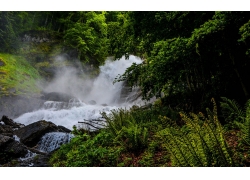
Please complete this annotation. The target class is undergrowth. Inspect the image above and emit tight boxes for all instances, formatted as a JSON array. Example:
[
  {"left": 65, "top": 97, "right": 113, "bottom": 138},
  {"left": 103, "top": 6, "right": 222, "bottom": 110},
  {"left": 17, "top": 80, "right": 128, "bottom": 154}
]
[
  {"left": 49, "top": 98, "right": 250, "bottom": 167},
  {"left": 50, "top": 105, "right": 176, "bottom": 167}
]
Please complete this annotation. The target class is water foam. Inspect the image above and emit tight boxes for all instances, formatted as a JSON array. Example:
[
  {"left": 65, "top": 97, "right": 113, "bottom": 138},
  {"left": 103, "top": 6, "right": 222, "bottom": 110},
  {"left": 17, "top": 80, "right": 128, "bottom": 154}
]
[{"left": 14, "top": 55, "right": 143, "bottom": 130}]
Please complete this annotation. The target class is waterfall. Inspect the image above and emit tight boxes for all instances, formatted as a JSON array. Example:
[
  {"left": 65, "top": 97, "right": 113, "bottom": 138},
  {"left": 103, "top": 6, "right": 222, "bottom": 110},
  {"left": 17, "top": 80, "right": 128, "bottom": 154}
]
[
  {"left": 14, "top": 55, "right": 144, "bottom": 130},
  {"left": 36, "top": 132, "right": 74, "bottom": 153},
  {"left": 85, "top": 56, "right": 142, "bottom": 105}
]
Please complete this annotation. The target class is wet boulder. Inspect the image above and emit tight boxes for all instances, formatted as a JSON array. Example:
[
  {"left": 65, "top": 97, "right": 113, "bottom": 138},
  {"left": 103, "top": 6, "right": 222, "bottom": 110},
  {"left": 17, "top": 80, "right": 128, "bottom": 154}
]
[
  {"left": 0, "top": 124, "right": 13, "bottom": 135},
  {"left": 41, "top": 92, "right": 76, "bottom": 102},
  {"left": 1, "top": 115, "right": 24, "bottom": 128},
  {"left": 3, "top": 140, "right": 28, "bottom": 157},
  {"left": 0, "top": 116, "right": 25, "bottom": 137},
  {"left": 0, "top": 134, "right": 13, "bottom": 147},
  {"left": 57, "top": 125, "right": 71, "bottom": 133},
  {"left": 14, "top": 120, "right": 59, "bottom": 147},
  {"left": 0, "top": 135, "right": 28, "bottom": 164},
  {"left": 31, "top": 154, "right": 50, "bottom": 167}
]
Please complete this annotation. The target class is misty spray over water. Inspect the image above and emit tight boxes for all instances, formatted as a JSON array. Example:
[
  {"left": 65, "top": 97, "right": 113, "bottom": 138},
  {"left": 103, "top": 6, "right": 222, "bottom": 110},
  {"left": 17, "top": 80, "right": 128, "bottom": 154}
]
[{"left": 14, "top": 55, "right": 143, "bottom": 130}]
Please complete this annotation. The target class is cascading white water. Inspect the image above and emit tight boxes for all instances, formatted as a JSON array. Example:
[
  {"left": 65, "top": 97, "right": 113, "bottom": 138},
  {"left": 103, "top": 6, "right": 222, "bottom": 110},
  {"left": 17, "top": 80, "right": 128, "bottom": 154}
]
[
  {"left": 36, "top": 132, "right": 74, "bottom": 153},
  {"left": 85, "top": 56, "right": 142, "bottom": 105},
  {"left": 14, "top": 55, "right": 143, "bottom": 130}
]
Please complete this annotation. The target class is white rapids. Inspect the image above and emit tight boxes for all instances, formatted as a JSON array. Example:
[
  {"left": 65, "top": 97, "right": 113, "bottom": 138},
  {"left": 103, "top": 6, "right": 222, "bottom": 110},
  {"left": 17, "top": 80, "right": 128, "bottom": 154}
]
[
  {"left": 14, "top": 55, "right": 145, "bottom": 130},
  {"left": 36, "top": 132, "right": 74, "bottom": 153}
]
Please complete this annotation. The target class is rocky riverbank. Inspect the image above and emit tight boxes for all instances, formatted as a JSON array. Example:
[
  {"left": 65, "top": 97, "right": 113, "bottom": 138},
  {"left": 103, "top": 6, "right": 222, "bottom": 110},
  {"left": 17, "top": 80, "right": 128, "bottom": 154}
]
[{"left": 0, "top": 115, "right": 72, "bottom": 167}]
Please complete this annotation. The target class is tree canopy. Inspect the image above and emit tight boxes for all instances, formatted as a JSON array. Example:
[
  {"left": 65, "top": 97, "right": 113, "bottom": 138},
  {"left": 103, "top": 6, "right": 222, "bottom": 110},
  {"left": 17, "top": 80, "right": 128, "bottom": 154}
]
[
  {"left": 114, "top": 11, "right": 250, "bottom": 111},
  {"left": 1, "top": 11, "right": 250, "bottom": 110}
]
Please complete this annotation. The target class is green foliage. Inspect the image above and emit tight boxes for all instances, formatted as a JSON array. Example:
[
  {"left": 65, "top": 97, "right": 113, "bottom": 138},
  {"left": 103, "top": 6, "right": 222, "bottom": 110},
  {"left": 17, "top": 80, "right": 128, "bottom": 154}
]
[
  {"left": 157, "top": 99, "right": 234, "bottom": 167},
  {"left": 101, "top": 108, "right": 149, "bottom": 153},
  {"left": 106, "top": 12, "right": 135, "bottom": 59},
  {"left": 0, "top": 12, "right": 62, "bottom": 53},
  {"left": 49, "top": 98, "right": 250, "bottom": 167},
  {"left": 220, "top": 97, "right": 250, "bottom": 145},
  {"left": 49, "top": 130, "right": 123, "bottom": 167},
  {"left": 101, "top": 106, "right": 178, "bottom": 154},
  {"left": 239, "top": 19, "right": 250, "bottom": 55},
  {"left": 114, "top": 12, "right": 250, "bottom": 111},
  {"left": 0, "top": 12, "right": 17, "bottom": 53},
  {"left": 234, "top": 100, "right": 250, "bottom": 146},
  {"left": 138, "top": 140, "right": 170, "bottom": 167},
  {"left": 220, "top": 97, "right": 245, "bottom": 128},
  {"left": 63, "top": 12, "right": 108, "bottom": 66},
  {"left": 115, "top": 125, "right": 148, "bottom": 153},
  {"left": 51, "top": 105, "right": 177, "bottom": 167},
  {"left": 1, "top": 11, "right": 248, "bottom": 167}
]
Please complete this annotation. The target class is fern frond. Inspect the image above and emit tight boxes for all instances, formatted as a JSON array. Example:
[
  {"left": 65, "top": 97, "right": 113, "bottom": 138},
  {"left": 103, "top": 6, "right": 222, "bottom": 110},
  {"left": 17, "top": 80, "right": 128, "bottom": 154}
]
[
  {"left": 220, "top": 97, "right": 245, "bottom": 123},
  {"left": 159, "top": 99, "right": 234, "bottom": 167}
]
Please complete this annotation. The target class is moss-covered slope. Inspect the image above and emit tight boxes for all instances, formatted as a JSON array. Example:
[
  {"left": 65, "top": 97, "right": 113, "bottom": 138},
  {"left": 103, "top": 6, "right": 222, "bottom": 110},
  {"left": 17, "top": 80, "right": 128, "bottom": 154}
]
[{"left": 0, "top": 53, "right": 41, "bottom": 97}]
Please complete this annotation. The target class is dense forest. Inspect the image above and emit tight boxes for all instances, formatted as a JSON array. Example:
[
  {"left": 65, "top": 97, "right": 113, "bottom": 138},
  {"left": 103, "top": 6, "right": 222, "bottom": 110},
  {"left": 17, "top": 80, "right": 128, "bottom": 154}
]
[{"left": 1, "top": 11, "right": 250, "bottom": 167}]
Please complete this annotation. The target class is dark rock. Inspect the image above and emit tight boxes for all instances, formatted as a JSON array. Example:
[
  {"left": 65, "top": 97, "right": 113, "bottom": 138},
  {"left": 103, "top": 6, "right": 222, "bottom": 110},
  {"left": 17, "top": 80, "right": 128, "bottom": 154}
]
[
  {"left": 14, "top": 120, "right": 59, "bottom": 147},
  {"left": 42, "top": 92, "right": 75, "bottom": 102},
  {"left": 1, "top": 133, "right": 13, "bottom": 137},
  {"left": 2, "top": 153, "right": 50, "bottom": 167},
  {"left": 1, "top": 115, "right": 22, "bottom": 128},
  {"left": 4, "top": 141, "right": 28, "bottom": 157},
  {"left": 0, "top": 124, "right": 13, "bottom": 134},
  {"left": 119, "top": 80, "right": 142, "bottom": 103},
  {"left": 57, "top": 125, "right": 71, "bottom": 133},
  {"left": 101, "top": 103, "right": 108, "bottom": 106},
  {"left": 27, "top": 147, "right": 47, "bottom": 155},
  {"left": 88, "top": 100, "right": 96, "bottom": 105},
  {"left": 0, "top": 125, "right": 5, "bottom": 133},
  {"left": 31, "top": 154, "right": 50, "bottom": 167},
  {"left": 0, "top": 134, "right": 13, "bottom": 146},
  {"left": 0, "top": 134, "right": 28, "bottom": 164}
]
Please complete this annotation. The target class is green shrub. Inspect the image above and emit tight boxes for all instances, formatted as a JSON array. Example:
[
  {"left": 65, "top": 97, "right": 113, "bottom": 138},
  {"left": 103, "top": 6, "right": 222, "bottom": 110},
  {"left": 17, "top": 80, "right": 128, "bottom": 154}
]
[
  {"left": 220, "top": 97, "right": 245, "bottom": 129},
  {"left": 220, "top": 97, "right": 250, "bottom": 146},
  {"left": 115, "top": 125, "right": 148, "bottom": 153},
  {"left": 101, "top": 105, "right": 179, "bottom": 154},
  {"left": 49, "top": 130, "right": 123, "bottom": 167}
]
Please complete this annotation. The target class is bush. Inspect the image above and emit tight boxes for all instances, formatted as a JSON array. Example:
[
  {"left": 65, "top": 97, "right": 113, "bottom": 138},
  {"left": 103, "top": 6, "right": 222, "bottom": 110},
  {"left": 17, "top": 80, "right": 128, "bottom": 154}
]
[{"left": 49, "top": 130, "right": 123, "bottom": 167}]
